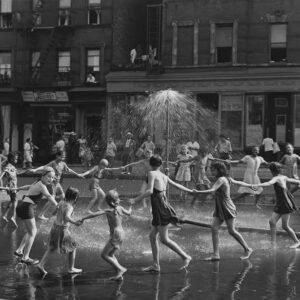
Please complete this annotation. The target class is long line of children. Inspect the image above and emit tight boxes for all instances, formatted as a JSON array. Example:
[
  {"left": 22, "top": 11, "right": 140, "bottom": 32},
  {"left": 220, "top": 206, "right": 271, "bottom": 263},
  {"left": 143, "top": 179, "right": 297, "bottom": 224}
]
[{"left": 0, "top": 141, "right": 300, "bottom": 281}]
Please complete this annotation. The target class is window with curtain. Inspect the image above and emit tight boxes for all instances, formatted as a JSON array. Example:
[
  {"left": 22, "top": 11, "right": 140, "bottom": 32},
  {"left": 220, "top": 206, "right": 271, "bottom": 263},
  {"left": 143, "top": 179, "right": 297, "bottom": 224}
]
[
  {"left": 58, "top": 51, "right": 70, "bottom": 81},
  {"left": 0, "top": 52, "right": 11, "bottom": 86},
  {"left": 270, "top": 24, "right": 287, "bottom": 62},
  {"left": 58, "top": 0, "right": 71, "bottom": 25},
  {"left": 216, "top": 24, "right": 233, "bottom": 63},
  {"left": 86, "top": 49, "right": 100, "bottom": 82},
  {"left": 88, "top": 0, "right": 101, "bottom": 25}
]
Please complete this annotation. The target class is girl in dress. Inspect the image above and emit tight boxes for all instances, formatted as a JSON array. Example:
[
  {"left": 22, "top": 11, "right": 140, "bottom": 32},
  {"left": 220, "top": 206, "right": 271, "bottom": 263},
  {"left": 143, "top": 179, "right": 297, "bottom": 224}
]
[
  {"left": 279, "top": 143, "right": 300, "bottom": 194},
  {"left": 81, "top": 189, "right": 132, "bottom": 281},
  {"left": 252, "top": 162, "right": 300, "bottom": 249},
  {"left": 79, "top": 159, "right": 123, "bottom": 213},
  {"left": 14, "top": 167, "right": 58, "bottom": 265},
  {"left": 217, "top": 146, "right": 269, "bottom": 209},
  {"left": 36, "top": 187, "right": 83, "bottom": 276},
  {"left": 194, "top": 162, "right": 253, "bottom": 261},
  {"left": 130, "top": 155, "right": 192, "bottom": 272},
  {"left": 176, "top": 145, "right": 193, "bottom": 200}
]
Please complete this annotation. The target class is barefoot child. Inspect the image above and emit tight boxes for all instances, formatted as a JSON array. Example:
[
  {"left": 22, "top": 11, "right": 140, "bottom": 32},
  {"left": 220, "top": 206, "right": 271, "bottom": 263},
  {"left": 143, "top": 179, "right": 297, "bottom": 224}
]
[
  {"left": 80, "top": 189, "right": 132, "bottom": 281},
  {"left": 279, "top": 143, "right": 300, "bottom": 194},
  {"left": 79, "top": 159, "right": 123, "bottom": 213},
  {"left": 216, "top": 145, "right": 269, "bottom": 209},
  {"left": 130, "top": 155, "right": 192, "bottom": 272},
  {"left": 1, "top": 152, "right": 25, "bottom": 227},
  {"left": 252, "top": 162, "right": 300, "bottom": 249},
  {"left": 175, "top": 145, "right": 193, "bottom": 200},
  {"left": 36, "top": 187, "right": 83, "bottom": 276},
  {"left": 194, "top": 162, "right": 253, "bottom": 261}
]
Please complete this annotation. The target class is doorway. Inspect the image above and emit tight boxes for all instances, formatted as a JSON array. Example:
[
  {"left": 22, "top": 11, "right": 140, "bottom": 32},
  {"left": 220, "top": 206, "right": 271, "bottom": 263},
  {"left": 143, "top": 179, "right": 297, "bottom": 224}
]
[{"left": 266, "top": 93, "right": 292, "bottom": 144}]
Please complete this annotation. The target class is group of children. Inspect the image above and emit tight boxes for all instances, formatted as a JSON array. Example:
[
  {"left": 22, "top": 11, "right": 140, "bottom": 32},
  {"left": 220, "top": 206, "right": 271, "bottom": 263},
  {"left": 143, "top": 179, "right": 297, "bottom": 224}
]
[{"left": 0, "top": 140, "right": 300, "bottom": 281}]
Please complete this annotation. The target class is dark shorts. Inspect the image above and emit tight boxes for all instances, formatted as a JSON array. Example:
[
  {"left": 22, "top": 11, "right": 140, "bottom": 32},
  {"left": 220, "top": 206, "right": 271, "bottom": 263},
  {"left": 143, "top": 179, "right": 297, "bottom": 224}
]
[
  {"left": 8, "top": 191, "right": 17, "bottom": 202},
  {"left": 16, "top": 201, "right": 35, "bottom": 219}
]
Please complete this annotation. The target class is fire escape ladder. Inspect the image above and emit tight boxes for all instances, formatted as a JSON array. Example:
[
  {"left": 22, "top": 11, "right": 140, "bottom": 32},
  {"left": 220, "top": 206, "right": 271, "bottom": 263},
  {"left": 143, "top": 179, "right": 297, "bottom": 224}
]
[{"left": 31, "top": 28, "right": 56, "bottom": 82}]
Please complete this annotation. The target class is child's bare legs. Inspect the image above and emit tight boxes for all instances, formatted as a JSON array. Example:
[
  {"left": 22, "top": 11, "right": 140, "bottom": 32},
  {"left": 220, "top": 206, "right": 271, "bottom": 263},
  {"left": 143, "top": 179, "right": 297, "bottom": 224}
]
[
  {"left": 281, "top": 214, "right": 300, "bottom": 248},
  {"left": 232, "top": 193, "right": 248, "bottom": 203},
  {"left": 87, "top": 188, "right": 105, "bottom": 213},
  {"left": 68, "top": 249, "right": 82, "bottom": 273},
  {"left": 254, "top": 194, "right": 262, "bottom": 209},
  {"left": 207, "top": 217, "right": 222, "bottom": 260},
  {"left": 158, "top": 225, "right": 191, "bottom": 270},
  {"left": 226, "top": 218, "right": 253, "bottom": 259},
  {"left": 101, "top": 243, "right": 126, "bottom": 280},
  {"left": 144, "top": 226, "right": 160, "bottom": 271},
  {"left": 191, "top": 183, "right": 208, "bottom": 207},
  {"left": 180, "top": 181, "right": 188, "bottom": 201},
  {"left": 36, "top": 249, "right": 51, "bottom": 276},
  {"left": 269, "top": 212, "right": 281, "bottom": 248},
  {"left": 16, "top": 219, "right": 38, "bottom": 261}
]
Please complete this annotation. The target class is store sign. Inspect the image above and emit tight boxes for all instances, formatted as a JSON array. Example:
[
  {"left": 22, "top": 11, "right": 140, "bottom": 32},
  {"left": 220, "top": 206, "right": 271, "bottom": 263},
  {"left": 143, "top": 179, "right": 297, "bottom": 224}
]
[{"left": 22, "top": 91, "right": 69, "bottom": 102}]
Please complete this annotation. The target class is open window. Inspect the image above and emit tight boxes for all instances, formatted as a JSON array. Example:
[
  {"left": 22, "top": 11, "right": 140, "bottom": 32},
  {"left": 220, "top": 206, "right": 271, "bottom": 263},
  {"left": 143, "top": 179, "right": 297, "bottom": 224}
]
[
  {"left": 0, "top": 52, "right": 11, "bottom": 86},
  {"left": 88, "top": 0, "right": 101, "bottom": 25},
  {"left": 86, "top": 49, "right": 100, "bottom": 83},
  {"left": 270, "top": 24, "right": 287, "bottom": 63},
  {"left": 58, "top": 51, "right": 71, "bottom": 82},
  {"left": 0, "top": 0, "right": 12, "bottom": 28},
  {"left": 58, "top": 0, "right": 71, "bottom": 26},
  {"left": 216, "top": 23, "right": 233, "bottom": 63}
]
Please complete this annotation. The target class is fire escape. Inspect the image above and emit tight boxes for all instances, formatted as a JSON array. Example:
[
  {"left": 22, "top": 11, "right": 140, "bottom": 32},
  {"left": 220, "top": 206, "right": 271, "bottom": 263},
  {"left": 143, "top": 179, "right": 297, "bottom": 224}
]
[{"left": 30, "top": 0, "right": 73, "bottom": 86}]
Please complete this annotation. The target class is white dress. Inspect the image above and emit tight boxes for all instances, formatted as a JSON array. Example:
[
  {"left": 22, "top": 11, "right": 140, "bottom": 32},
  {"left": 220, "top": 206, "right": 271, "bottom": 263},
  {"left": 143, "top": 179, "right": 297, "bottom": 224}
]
[
  {"left": 238, "top": 155, "right": 264, "bottom": 194},
  {"left": 176, "top": 154, "right": 193, "bottom": 182}
]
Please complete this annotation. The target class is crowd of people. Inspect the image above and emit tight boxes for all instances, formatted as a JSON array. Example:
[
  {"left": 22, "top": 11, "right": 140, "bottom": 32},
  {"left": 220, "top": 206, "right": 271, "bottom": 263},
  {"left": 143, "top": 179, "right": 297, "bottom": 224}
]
[{"left": 0, "top": 133, "right": 300, "bottom": 281}]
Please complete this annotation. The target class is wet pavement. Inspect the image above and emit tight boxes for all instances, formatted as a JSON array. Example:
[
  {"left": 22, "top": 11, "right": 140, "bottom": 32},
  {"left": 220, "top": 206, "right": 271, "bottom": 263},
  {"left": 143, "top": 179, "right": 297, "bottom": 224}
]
[{"left": 1, "top": 202, "right": 300, "bottom": 300}]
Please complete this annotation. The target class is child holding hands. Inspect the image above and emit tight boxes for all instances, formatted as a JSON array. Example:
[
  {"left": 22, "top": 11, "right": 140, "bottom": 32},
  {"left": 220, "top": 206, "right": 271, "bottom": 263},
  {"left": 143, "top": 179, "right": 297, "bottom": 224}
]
[
  {"left": 36, "top": 187, "right": 83, "bottom": 276},
  {"left": 80, "top": 189, "right": 132, "bottom": 281},
  {"left": 251, "top": 162, "right": 300, "bottom": 249}
]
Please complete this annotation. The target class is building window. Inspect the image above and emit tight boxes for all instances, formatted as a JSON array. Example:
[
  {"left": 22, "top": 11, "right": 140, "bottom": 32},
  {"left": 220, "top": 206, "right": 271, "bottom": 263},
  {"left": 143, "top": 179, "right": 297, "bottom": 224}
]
[
  {"left": 270, "top": 24, "right": 287, "bottom": 63},
  {"left": 0, "top": 52, "right": 11, "bottom": 86},
  {"left": 31, "top": 51, "right": 40, "bottom": 79},
  {"left": 86, "top": 49, "right": 100, "bottom": 82},
  {"left": 58, "top": 51, "right": 70, "bottom": 82},
  {"left": 88, "top": 0, "right": 101, "bottom": 25},
  {"left": 0, "top": 0, "right": 12, "bottom": 28},
  {"left": 216, "top": 24, "right": 233, "bottom": 63},
  {"left": 58, "top": 0, "right": 71, "bottom": 26}
]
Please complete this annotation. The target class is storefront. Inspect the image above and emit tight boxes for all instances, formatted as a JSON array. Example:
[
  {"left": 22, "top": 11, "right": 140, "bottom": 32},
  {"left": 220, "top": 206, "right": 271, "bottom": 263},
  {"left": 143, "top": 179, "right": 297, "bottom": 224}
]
[
  {"left": 106, "top": 69, "right": 300, "bottom": 150},
  {"left": 21, "top": 90, "right": 73, "bottom": 162}
]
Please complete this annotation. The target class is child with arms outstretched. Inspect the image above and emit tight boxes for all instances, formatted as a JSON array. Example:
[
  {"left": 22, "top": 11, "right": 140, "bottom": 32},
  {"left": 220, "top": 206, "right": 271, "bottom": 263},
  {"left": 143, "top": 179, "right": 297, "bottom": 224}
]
[
  {"left": 194, "top": 162, "right": 253, "bottom": 261},
  {"left": 80, "top": 189, "right": 132, "bottom": 281},
  {"left": 252, "top": 162, "right": 300, "bottom": 249}
]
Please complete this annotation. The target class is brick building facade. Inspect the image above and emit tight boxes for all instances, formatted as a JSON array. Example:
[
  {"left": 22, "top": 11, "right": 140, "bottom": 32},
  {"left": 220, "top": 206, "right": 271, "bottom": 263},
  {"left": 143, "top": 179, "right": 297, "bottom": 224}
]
[{"left": 107, "top": 0, "right": 300, "bottom": 150}]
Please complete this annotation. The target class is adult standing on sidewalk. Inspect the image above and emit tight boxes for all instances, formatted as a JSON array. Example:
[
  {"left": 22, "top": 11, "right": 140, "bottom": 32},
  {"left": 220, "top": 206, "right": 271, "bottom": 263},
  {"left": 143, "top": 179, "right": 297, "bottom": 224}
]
[
  {"left": 122, "top": 132, "right": 136, "bottom": 174},
  {"left": 262, "top": 137, "right": 274, "bottom": 162},
  {"left": 105, "top": 137, "right": 117, "bottom": 167}
]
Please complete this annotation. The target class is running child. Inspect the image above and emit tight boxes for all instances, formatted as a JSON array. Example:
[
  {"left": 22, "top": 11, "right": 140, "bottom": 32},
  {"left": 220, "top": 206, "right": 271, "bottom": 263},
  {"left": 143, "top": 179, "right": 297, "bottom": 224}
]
[
  {"left": 216, "top": 145, "right": 268, "bottom": 209},
  {"left": 130, "top": 155, "right": 192, "bottom": 272},
  {"left": 79, "top": 159, "right": 123, "bottom": 213},
  {"left": 36, "top": 187, "right": 83, "bottom": 276},
  {"left": 279, "top": 143, "right": 300, "bottom": 194},
  {"left": 252, "top": 162, "right": 300, "bottom": 249},
  {"left": 1, "top": 152, "right": 25, "bottom": 227},
  {"left": 194, "top": 161, "right": 253, "bottom": 261},
  {"left": 175, "top": 144, "right": 193, "bottom": 200},
  {"left": 80, "top": 189, "right": 132, "bottom": 281}
]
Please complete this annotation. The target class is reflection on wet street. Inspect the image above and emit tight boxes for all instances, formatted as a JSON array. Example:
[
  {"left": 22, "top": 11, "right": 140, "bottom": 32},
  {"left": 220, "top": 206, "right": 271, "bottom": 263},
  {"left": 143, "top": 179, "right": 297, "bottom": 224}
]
[{"left": 0, "top": 208, "right": 300, "bottom": 299}]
